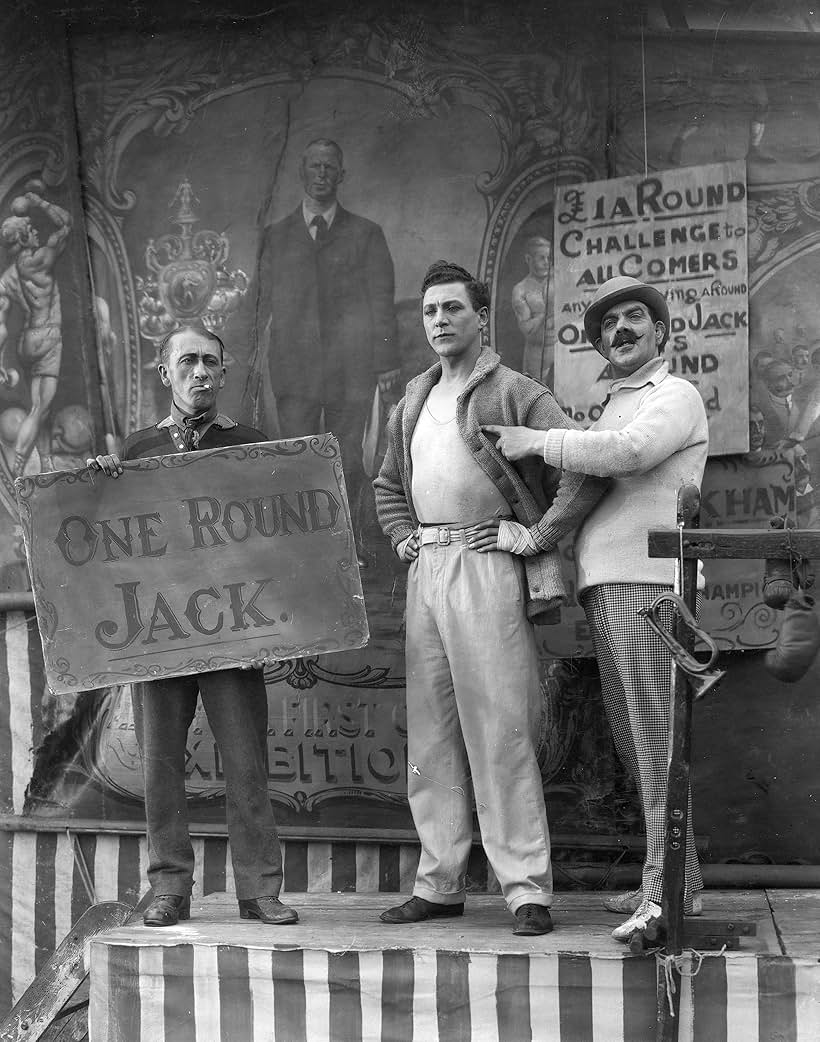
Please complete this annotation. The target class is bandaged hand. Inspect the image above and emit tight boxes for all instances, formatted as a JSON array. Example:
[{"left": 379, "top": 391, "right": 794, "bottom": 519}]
[
  {"left": 466, "top": 516, "right": 537, "bottom": 554},
  {"left": 496, "top": 519, "right": 538, "bottom": 556}
]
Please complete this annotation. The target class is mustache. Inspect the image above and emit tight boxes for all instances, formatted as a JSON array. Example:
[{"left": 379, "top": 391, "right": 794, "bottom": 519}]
[{"left": 612, "top": 331, "right": 637, "bottom": 347}]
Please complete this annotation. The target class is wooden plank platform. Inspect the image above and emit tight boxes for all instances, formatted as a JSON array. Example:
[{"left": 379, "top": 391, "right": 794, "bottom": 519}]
[
  {"left": 89, "top": 891, "right": 778, "bottom": 956},
  {"left": 766, "top": 889, "right": 820, "bottom": 959},
  {"left": 87, "top": 891, "right": 820, "bottom": 1042}
]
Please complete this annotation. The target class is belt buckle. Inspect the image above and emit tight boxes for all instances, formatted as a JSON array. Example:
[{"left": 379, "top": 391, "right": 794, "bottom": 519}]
[{"left": 436, "top": 526, "right": 451, "bottom": 546}]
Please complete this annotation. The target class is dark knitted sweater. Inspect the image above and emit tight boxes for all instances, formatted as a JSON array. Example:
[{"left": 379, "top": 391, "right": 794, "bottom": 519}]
[{"left": 373, "top": 348, "right": 608, "bottom": 622}]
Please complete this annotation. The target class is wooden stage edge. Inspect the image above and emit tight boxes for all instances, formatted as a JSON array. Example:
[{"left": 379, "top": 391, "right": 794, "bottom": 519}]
[
  {"left": 87, "top": 891, "right": 820, "bottom": 1042},
  {"left": 95, "top": 890, "right": 789, "bottom": 956}
]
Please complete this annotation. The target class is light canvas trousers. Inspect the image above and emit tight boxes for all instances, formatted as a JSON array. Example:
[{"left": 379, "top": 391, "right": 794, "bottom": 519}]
[{"left": 405, "top": 539, "right": 553, "bottom": 913}]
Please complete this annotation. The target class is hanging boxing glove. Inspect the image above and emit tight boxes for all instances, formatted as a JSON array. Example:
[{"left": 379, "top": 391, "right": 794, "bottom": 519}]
[
  {"left": 764, "top": 590, "right": 820, "bottom": 683},
  {"left": 762, "top": 515, "right": 797, "bottom": 610}
]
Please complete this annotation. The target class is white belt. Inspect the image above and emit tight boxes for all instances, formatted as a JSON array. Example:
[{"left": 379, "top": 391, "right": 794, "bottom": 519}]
[{"left": 417, "top": 524, "right": 471, "bottom": 547}]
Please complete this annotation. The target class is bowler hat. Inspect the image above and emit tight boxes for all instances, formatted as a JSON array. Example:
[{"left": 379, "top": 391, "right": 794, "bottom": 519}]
[{"left": 583, "top": 276, "right": 670, "bottom": 351}]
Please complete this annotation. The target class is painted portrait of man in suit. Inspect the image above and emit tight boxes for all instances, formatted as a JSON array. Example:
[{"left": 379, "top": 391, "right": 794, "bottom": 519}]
[{"left": 249, "top": 138, "right": 399, "bottom": 561}]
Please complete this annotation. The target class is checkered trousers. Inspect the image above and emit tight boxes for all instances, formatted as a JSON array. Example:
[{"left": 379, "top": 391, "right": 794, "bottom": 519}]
[{"left": 580, "top": 583, "right": 703, "bottom": 904}]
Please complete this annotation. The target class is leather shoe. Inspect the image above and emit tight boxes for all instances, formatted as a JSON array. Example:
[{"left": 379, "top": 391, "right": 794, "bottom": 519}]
[
  {"left": 143, "top": 894, "right": 190, "bottom": 927},
  {"left": 512, "top": 904, "right": 553, "bottom": 936},
  {"left": 379, "top": 896, "right": 464, "bottom": 924},
  {"left": 238, "top": 896, "right": 299, "bottom": 925}
]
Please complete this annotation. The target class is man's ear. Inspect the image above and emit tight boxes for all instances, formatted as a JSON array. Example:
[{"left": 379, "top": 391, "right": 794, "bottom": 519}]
[
  {"left": 157, "top": 362, "right": 171, "bottom": 387},
  {"left": 477, "top": 306, "right": 489, "bottom": 329},
  {"left": 655, "top": 321, "right": 666, "bottom": 348}
]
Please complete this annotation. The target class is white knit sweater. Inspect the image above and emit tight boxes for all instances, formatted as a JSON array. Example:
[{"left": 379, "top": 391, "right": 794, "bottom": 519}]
[{"left": 542, "top": 357, "right": 708, "bottom": 594}]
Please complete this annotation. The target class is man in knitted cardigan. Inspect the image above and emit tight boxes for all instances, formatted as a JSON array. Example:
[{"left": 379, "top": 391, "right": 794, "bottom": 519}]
[
  {"left": 485, "top": 275, "right": 709, "bottom": 944},
  {"left": 373, "top": 261, "right": 606, "bottom": 935}
]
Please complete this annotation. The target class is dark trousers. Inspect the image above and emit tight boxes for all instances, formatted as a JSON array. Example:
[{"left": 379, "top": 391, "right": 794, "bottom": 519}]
[
  {"left": 131, "top": 668, "right": 283, "bottom": 900},
  {"left": 277, "top": 393, "right": 368, "bottom": 514}
]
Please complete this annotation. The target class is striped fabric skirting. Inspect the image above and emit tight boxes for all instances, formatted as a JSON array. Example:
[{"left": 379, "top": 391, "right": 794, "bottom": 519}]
[{"left": 89, "top": 940, "right": 817, "bottom": 1042}]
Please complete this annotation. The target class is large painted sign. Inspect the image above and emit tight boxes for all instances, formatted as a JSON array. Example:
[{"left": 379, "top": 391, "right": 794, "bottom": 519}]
[
  {"left": 16, "top": 436, "right": 368, "bottom": 693},
  {"left": 553, "top": 161, "right": 749, "bottom": 454}
]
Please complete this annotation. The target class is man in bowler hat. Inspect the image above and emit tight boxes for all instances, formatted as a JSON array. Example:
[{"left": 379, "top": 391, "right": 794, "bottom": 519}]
[{"left": 485, "top": 275, "right": 709, "bottom": 942}]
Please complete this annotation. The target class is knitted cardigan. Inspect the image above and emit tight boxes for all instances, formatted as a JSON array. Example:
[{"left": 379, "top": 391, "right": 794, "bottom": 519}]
[{"left": 373, "top": 348, "right": 608, "bottom": 623}]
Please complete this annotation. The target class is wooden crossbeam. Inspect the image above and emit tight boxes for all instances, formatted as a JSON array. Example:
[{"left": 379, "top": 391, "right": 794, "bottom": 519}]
[
  {"left": 649, "top": 528, "right": 820, "bottom": 560},
  {"left": 629, "top": 918, "right": 757, "bottom": 955}
]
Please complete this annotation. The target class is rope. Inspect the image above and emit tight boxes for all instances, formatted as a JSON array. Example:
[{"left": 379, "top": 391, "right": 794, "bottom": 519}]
[
  {"left": 67, "top": 829, "right": 97, "bottom": 906},
  {"left": 640, "top": 18, "right": 649, "bottom": 177},
  {"left": 657, "top": 945, "right": 727, "bottom": 1017},
  {"left": 782, "top": 515, "right": 812, "bottom": 591},
  {"left": 785, "top": 439, "right": 811, "bottom": 588},
  {"left": 785, "top": 523, "right": 797, "bottom": 585},
  {"left": 674, "top": 518, "right": 685, "bottom": 596}
]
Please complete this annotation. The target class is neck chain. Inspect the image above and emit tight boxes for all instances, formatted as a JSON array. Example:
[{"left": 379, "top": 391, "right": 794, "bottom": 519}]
[{"left": 425, "top": 398, "right": 456, "bottom": 425}]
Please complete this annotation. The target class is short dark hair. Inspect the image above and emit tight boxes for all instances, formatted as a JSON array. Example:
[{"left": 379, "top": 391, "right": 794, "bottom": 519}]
[
  {"left": 301, "top": 138, "right": 344, "bottom": 167},
  {"left": 421, "top": 260, "right": 490, "bottom": 313},
  {"left": 158, "top": 324, "right": 225, "bottom": 366}
]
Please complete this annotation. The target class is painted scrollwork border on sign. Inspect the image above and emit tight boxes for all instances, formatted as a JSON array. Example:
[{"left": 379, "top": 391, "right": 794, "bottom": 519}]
[
  {"left": 273, "top": 785, "right": 408, "bottom": 815},
  {"left": 265, "top": 655, "right": 403, "bottom": 691}
]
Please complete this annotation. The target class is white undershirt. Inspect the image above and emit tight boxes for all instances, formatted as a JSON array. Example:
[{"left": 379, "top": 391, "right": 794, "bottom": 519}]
[{"left": 410, "top": 396, "right": 509, "bottom": 524}]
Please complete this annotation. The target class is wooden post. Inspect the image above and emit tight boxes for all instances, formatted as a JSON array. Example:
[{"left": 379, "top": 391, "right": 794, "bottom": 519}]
[
  {"left": 655, "top": 485, "right": 700, "bottom": 1042},
  {"left": 646, "top": 518, "right": 820, "bottom": 1041}
]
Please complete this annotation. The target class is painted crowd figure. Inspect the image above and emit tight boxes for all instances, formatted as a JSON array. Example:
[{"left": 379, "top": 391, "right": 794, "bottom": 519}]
[
  {"left": 486, "top": 274, "right": 709, "bottom": 943},
  {"left": 374, "top": 260, "right": 607, "bottom": 935},
  {"left": 0, "top": 184, "right": 72, "bottom": 476},
  {"left": 512, "top": 230, "right": 555, "bottom": 386},
  {"left": 250, "top": 138, "right": 399, "bottom": 563},
  {"left": 88, "top": 324, "right": 297, "bottom": 929}
]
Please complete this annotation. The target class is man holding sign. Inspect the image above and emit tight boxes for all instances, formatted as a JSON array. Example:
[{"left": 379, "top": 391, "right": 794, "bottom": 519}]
[
  {"left": 485, "top": 275, "right": 709, "bottom": 943},
  {"left": 89, "top": 324, "right": 297, "bottom": 928}
]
